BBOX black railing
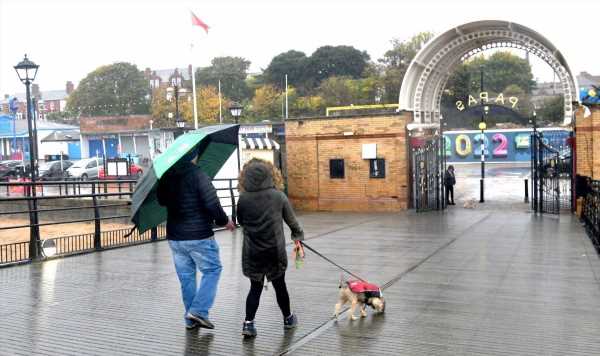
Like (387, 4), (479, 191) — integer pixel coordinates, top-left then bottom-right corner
(582, 180), (600, 253)
(0, 178), (239, 266)
(531, 133), (561, 214)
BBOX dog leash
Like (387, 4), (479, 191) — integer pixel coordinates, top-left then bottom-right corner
(300, 241), (368, 282)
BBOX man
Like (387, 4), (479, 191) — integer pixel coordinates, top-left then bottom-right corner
(157, 148), (235, 330)
(445, 165), (456, 205)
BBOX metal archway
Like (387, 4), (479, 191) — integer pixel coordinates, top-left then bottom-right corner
(399, 20), (579, 126)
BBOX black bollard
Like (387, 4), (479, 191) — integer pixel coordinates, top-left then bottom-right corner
(524, 178), (529, 203)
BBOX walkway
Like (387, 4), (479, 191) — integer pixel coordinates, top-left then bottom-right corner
(2, 206), (600, 355)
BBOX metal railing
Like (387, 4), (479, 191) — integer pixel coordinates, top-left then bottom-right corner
(0, 178), (239, 266)
(582, 180), (600, 254)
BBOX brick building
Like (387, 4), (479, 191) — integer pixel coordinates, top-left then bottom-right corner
(285, 113), (411, 212)
(575, 105), (600, 179)
(1, 81), (74, 120)
(79, 115), (175, 165)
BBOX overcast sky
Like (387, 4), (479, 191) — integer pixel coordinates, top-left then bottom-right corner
(0, 0), (598, 96)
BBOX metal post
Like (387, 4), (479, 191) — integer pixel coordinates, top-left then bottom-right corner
(174, 85), (180, 126)
(25, 80), (40, 260)
(524, 178), (529, 203)
(229, 179), (237, 225)
(92, 184), (101, 250)
(479, 68), (485, 203)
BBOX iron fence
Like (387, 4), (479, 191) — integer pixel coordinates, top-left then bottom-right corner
(0, 178), (239, 266)
(582, 180), (600, 253)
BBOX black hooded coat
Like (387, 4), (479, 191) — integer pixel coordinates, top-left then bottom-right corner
(236, 162), (304, 282)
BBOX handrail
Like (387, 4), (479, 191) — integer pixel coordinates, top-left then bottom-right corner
(0, 177), (240, 265)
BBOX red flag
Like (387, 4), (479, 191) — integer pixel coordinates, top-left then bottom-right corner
(191, 11), (209, 34)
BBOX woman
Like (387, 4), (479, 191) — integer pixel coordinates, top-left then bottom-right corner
(444, 165), (456, 205)
(236, 158), (304, 338)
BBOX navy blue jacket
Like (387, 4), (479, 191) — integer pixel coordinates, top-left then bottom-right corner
(157, 161), (229, 240)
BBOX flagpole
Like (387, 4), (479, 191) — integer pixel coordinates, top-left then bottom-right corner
(218, 79), (223, 124)
(285, 74), (289, 120)
(190, 43), (199, 129)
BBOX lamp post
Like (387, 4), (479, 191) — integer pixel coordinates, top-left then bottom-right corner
(479, 67), (487, 203)
(229, 102), (243, 124)
(169, 76), (182, 127)
(479, 106), (488, 203)
(529, 105), (538, 211)
(229, 102), (243, 171)
(14, 54), (41, 260)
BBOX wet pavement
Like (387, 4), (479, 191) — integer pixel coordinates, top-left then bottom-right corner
(1, 206), (600, 355)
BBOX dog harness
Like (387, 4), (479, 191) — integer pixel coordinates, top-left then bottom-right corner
(347, 280), (382, 304)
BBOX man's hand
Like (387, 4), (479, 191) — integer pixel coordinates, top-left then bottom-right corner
(225, 219), (236, 232)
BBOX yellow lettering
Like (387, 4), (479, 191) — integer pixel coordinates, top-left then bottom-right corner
(495, 93), (505, 105)
(456, 100), (465, 111)
(455, 134), (472, 157)
(468, 95), (478, 107)
(479, 91), (489, 103)
(509, 96), (519, 108)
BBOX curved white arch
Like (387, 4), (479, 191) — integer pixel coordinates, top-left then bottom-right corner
(399, 20), (579, 126)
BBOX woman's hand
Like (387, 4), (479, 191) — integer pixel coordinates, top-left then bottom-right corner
(294, 240), (304, 257)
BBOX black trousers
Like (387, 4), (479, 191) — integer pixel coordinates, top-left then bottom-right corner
(445, 185), (454, 204)
(245, 273), (291, 321)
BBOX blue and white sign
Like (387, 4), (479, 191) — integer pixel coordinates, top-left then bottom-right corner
(444, 128), (570, 163)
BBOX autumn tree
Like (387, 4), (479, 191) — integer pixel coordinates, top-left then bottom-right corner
(379, 32), (434, 103)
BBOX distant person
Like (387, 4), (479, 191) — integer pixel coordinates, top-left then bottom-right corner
(236, 159), (304, 338)
(445, 165), (456, 205)
(157, 148), (235, 330)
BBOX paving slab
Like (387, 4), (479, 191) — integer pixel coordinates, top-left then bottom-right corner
(0, 206), (599, 355)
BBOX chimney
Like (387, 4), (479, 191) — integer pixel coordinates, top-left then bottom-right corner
(66, 81), (74, 95)
(32, 84), (41, 99)
(188, 64), (193, 80)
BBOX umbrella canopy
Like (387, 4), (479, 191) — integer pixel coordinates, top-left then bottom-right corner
(130, 124), (239, 234)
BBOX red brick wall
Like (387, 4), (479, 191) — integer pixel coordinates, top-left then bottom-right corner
(576, 106), (600, 178)
(285, 113), (411, 212)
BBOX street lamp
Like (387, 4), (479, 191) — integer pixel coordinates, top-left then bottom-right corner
(229, 102), (243, 171)
(169, 75), (182, 126)
(14, 54), (41, 260)
(229, 102), (243, 124)
(479, 105), (489, 203)
(176, 116), (185, 129)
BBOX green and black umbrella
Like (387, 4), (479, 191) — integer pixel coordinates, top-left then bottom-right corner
(130, 124), (239, 234)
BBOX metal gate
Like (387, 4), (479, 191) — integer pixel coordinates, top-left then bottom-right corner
(412, 137), (445, 212)
(531, 133), (565, 214)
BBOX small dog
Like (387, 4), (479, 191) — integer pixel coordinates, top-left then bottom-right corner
(334, 277), (385, 320)
(463, 199), (477, 209)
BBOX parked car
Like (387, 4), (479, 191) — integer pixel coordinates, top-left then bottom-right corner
(0, 160), (22, 180)
(98, 163), (143, 179)
(66, 158), (104, 180)
(39, 160), (73, 180)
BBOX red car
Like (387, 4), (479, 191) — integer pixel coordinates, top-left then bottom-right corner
(99, 163), (143, 179)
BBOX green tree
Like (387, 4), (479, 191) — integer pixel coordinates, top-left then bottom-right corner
(262, 50), (309, 90)
(306, 46), (370, 88)
(538, 96), (564, 124)
(249, 84), (283, 119)
(317, 76), (358, 107)
(379, 32), (434, 102)
(67, 62), (150, 116)
(196, 57), (251, 102)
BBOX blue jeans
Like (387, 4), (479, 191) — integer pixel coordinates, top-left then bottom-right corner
(168, 238), (222, 323)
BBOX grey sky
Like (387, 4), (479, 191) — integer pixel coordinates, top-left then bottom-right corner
(0, 0), (597, 96)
